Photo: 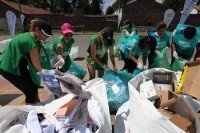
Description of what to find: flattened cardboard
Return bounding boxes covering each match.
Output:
[180,61,200,99]
[169,114,192,131]
[56,99,78,117]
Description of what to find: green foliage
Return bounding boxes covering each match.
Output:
[111,0,127,12]
[90,0,102,14]
[106,6,114,15]
[163,0,185,12]
[7,0,105,15]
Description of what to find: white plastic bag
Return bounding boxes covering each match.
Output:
[44,78,112,133]
[115,68,185,133]
[69,46,79,60]
[0,106,39,133]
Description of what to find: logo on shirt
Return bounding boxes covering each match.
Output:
[157,41,167,48]
[178,40,190,47]
[107,36,111,40]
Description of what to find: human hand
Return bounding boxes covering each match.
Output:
[155,50,161,56]
[124,30,131,37]
[103,65,111,71]
[54,58,65,69]
[113,67,118,73]
[173,51,179,59]
[143,65,148,70]
[137,62,143,69]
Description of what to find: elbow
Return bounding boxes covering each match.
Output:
[91,55,97,60]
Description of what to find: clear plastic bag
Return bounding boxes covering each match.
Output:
[69,46,79,60]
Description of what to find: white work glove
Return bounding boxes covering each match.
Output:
[155,50,161,56]
[143,65,148,70]
[54,58,65,69]
[137,62,143,69]
[113,67,118,73]
[130,31,136,36]
[173,51,179,59]
[124,30,131,37]
[180,59,188,66]
[103,65,111,71]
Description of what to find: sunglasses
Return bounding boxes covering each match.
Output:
[64,33,73,37]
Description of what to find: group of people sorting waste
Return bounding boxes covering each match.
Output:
[115,20,200,74]
[0,18,200,105]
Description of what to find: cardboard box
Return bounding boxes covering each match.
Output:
[153,72,174,91]
[56,99,78,117]
[180,61,200,99]
[156,90,176,109]
[140,80,158,100]
[169,114,192,132]
[154,83,173,91]
[157,90,199,122]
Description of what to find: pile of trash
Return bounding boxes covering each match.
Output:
[1,61,200,133]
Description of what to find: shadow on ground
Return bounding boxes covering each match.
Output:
[0,94,23,105]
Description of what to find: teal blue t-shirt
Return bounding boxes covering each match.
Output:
[173,24,200,55]
[120,35,140,58]
[151,31,170,51]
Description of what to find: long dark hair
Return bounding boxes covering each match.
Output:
[139,35,156,49]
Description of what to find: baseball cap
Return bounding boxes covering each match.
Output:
[37,20,53,37]
[102,27,113,45]
[61,23,74,34]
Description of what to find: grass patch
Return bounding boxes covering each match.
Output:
[0,30,24,36]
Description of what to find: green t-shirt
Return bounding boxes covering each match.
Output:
[86,34,115,70]
[87,35,115,57]
[0,32,43,86]
[0,32,39,76]
[50,37,75,72]
[39,41,52,70]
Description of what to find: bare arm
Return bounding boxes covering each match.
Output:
[56,44,63,60]
[29,47,42,72]
[172,43,176,52]
[171,31,177,52]
[91,42,104,67]
[194,5,200,11]
[129,44,139,64]
[109,45,116,67]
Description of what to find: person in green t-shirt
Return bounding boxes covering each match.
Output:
[0,19,53,104]
[50,23,75,72]
[39,40,52,70]
[86,28,118,80]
